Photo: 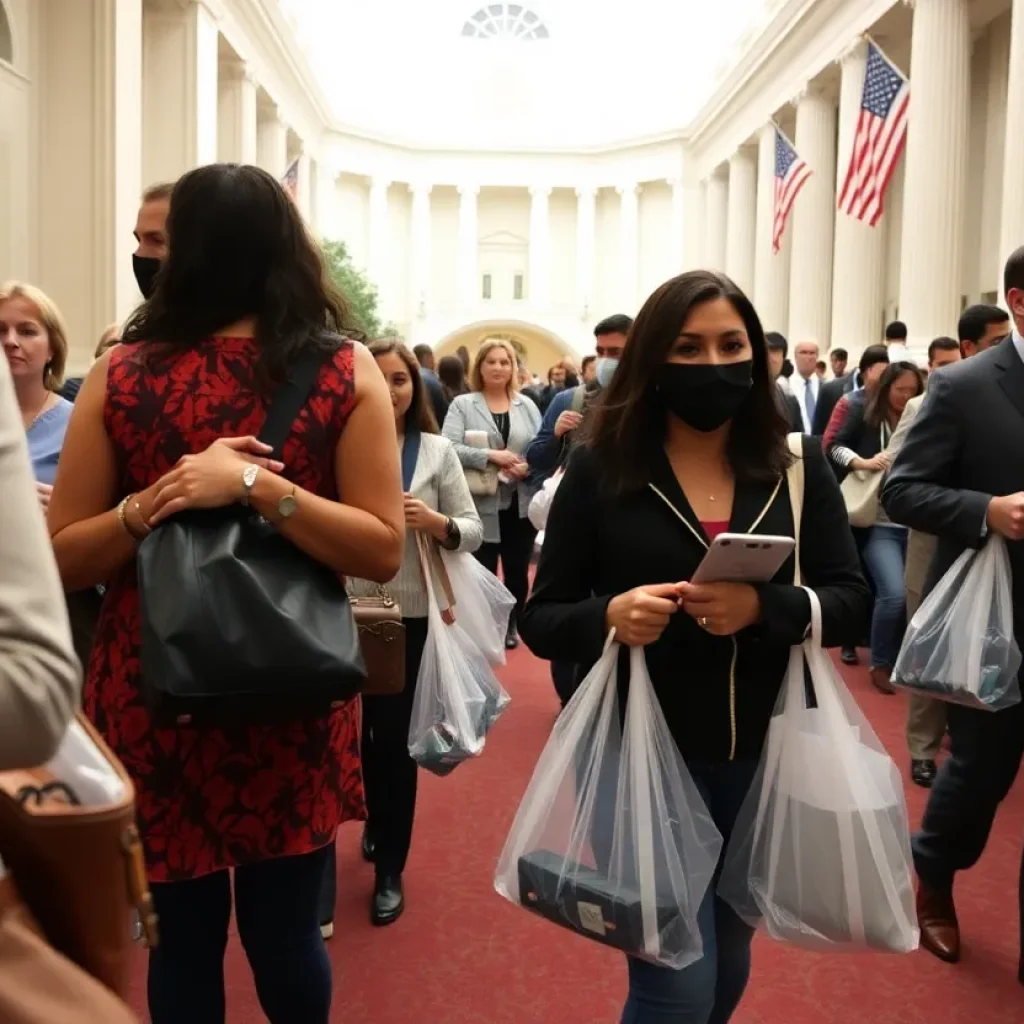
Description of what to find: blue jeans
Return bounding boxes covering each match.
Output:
[862,524,908,670]
[148,844,333,1024]
[621,760,758,1024]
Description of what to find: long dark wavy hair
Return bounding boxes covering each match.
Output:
[367,337,439,434]
[865,360,923,428]
[585,270,791,493]
[121,163,358,385]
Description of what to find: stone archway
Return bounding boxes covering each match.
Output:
[0,1,12,64]
[433,318,576,378]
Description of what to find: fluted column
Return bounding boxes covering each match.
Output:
[683,180,705,270]
[669,178,686,272]
[704,170,728,272]
[899,0,970,360]
[753,124,791,332]
[294,145,311,219]
[529,186,552,309]
[256,105,287,176]
[410,183,433,319]
[618,184,640,311]
[217,60,257,164]
[725,148,757,293]
[981,22,1011,297]
[575,186,597,317]
[1000,0,1024,290]
[457,184,480,308]
[788,88,837,346]
[368,177,390,292]
[831,42,887,362]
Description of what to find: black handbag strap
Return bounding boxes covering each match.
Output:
[259,345,333,458]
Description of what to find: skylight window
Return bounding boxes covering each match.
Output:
[461,4,550,40]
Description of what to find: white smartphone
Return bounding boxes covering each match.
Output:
[691,533,796,584]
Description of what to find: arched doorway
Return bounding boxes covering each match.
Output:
[433,319,575,379]
[0,1,12,64]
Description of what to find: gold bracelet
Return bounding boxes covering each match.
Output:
[132,497,152,537]
[116,496,132,536]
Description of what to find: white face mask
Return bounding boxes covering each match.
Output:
[595,357,619,388]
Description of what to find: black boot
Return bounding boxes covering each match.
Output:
[371,872,404,926]
[505,609,519,650]
[910,759,937,788]
[361,824,376,863]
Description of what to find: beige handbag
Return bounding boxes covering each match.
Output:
[464,466,499,497]
[841,470,883,528]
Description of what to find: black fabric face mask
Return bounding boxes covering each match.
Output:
[133,255,161,299]
[656,360,753,432]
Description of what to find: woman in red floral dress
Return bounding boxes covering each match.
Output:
[48,164,405,1024]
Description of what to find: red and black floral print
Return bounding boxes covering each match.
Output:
[84,337,365,882]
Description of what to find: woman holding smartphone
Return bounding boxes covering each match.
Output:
[520,270,869,1024]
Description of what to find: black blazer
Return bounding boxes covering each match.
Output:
[774,385,803,432]
[520,437,869,763]
[883,337,1024,639]
[813,372,855,435]
[828,391,887,474]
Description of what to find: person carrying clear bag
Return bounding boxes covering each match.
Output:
[891,535,1022,711]
[516,270,870,1024]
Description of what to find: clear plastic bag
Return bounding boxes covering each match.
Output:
[494,634,722,969]
[527,470,563,532]
[438,548,515,666]
[892,535,1021,711]
[408,537,510,776]
[719,589,918,953]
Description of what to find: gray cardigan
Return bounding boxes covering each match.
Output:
[442,391,542,544]
[349,433,483,618]
[0,356,80,769]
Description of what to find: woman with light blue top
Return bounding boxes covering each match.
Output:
[0,281,74,500]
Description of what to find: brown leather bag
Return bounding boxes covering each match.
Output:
[0,714,157,998]
[350,584,406,696]
[0,876,138,1023]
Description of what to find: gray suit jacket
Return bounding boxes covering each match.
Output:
[0,355,80,769]
[442,391,542,544]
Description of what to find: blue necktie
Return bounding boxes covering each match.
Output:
[804,381,816,427]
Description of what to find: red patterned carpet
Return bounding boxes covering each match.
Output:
[128,645,1024,1023]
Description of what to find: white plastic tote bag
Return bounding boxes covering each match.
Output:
[408,536,510,776]
[718,588,918,953]
[527,470,563,532]
[494,635,722,969]
[438,548,515,667]
[891,535,1021,711]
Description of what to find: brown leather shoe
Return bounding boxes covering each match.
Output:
[870,667,896,695]
[917,882,961,963]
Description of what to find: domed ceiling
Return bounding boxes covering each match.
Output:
[279,0,771,150]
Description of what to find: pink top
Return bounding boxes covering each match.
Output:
[702,520,730,542]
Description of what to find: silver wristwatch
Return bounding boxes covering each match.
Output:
[241,464,259,505]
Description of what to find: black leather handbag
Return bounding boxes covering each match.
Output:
[135,347,366,725]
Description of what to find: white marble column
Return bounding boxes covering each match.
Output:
[725,148,757,293]
[788,88,837,346]
[314,164,338,239]
[257,105,287,176]
[142,0,219,183]
[529,185,552,309]
[617,184,641,311]
[982,21,1011,298]
[831,42,887,361]
[753,124,791,332]
[683,179,704,271]
[575,186,597,316]
[457,184,480,308]
[294,145,312,219]
[1000,0,1024,289]
[670,178,686,272]
[410,183,433,319]
[37,0,143,369]
[217,60,257,164]
[704,170,728,272]
[898,0,970,359]
[368,177,390,293]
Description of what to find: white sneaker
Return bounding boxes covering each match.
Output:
[320,921,334,940]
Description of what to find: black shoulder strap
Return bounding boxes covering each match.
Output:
[259,347,332,458]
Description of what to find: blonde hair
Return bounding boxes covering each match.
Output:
[470,338,520,394]
[94,323,120,360]
[0,281,69,391]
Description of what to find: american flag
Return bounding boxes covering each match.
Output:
[838,42,909,225]
[281,158,299,201]
[773,127,812,254]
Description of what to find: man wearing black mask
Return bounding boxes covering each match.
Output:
[132,181,173,298]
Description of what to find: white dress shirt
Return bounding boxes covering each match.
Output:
[886,341,912,364]
[789,372,820,433]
